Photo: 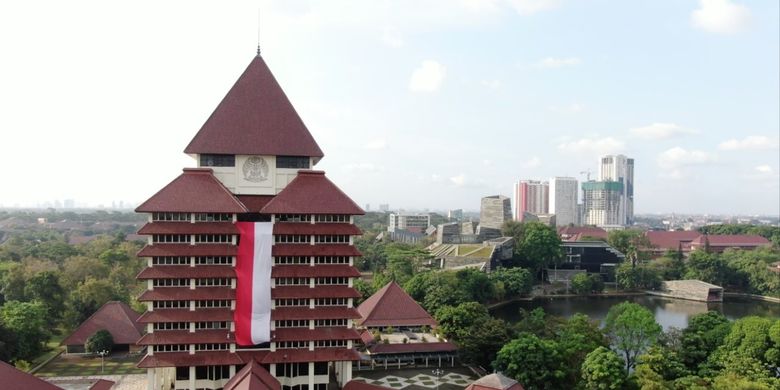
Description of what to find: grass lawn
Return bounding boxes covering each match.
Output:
[35,354,144,377]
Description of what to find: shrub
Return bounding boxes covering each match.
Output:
[85,329,114,354]
[571,273,593,295]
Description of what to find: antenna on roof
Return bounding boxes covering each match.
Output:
[256,8,262,56]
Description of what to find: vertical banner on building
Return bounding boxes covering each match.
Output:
[235,222,273,346]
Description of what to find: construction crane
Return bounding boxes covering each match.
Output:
[579,170,592,181]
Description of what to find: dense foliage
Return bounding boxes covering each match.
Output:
[501,221,563,279]
[698,224,780,247]
[85,329,114,354]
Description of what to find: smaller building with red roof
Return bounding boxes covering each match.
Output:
[465,373,524,390]
[558,226,608,242]
[61,301,144,354]
[644,230,701,257]
[0,360,115,390]
[690,234,771,253]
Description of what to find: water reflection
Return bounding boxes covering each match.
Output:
[491,296,780,330]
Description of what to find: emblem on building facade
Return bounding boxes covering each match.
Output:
[242,156,269,182]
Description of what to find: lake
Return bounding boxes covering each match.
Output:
[491,295,780,330]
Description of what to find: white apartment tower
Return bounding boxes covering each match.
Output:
[549,177,578,227]
[599,155,634,226]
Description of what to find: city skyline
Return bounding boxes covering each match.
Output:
[0,0,778,215]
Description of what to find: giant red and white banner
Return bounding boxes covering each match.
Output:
[234,222,273,346]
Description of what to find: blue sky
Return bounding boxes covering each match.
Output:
[0,0,777,215]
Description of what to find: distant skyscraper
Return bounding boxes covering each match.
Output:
[365,203,370,211]
[448,209,463,221]
[378,204,389,212]
[599,155,634,225]
[480,195,512,239]
[582,181,623,227]
[550,177,578,227]
[513,180,549,221]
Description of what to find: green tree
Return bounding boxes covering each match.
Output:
[24,271,65,322]
[608,230,652,266]
[489,267,533,297]
[680,311,731,373]
[65,278,125,328]
[0,301,49,360]
[502,221,562,279]
[580,346,626,390]
[685,251,728,287]
[353,278,375,305]
[708,316,780,383]
[616,262,661,290]
[571,273,593,295]
[557,313,609,386]
[457,317,514,368]
[494,333,566,390]
[634,346,689,389]
[604,302,662,372]
[456,268,495,303]
[85,329,114,353]
[434,301,490,340]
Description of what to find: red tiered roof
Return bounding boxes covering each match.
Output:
[273,223,362,236]
[272,327,361,342]
[271,265,361,278]
[237,195,275,213]
[138,351,244,368]
[258,348,361,364]
[271,286,361,299]
[691,234,770,247]
[136,168,247,213]
[271,307,362,321]
[62,301,144,346]
[138,287,235,301]
[138,222,238,235]
[0,360,62,390]
[137,330,234,345]
[223,359,281,390]
[137,308,233,323]
[260,171,364,215]
[357,282,436,327]
[138,244,238,257]
[137,265,236,280]
[272,244,361,257]
[184,56,323,159]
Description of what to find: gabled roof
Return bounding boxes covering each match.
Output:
[136,168,247,213]
[0,360,62,390]
[223,359,281,390]
[184,56,323,159]
[260,171,364,215]
[557,226,607,241]
[691,234,770,246]
[466,373,524,390]
[645,231,701,250]
[61,301,144,346]
[357,281,436,327]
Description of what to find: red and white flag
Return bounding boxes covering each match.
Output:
[234,222,273,346]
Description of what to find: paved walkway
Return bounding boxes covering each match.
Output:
[44,374,146,390]
[353,372,472,390]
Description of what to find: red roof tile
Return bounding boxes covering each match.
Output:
[137,265,235,280]
[237,195,275,213]
[223,359,281,390]
[272,244,361,257]
[465,373,524,390]
[558,226,608,241]
[88,379,116,390]
[691,234,771,246]
[367,342,457,354]
[271,286,361,299]
[137,244,238,257]
[357,282,436,328]
[138,351,243,368]
[137,308,233,323]
[136,168,247,213]
[645,231,701,251]
[137,330,234,345]
[344,381,395,390]
[273,223,362,236]
[271,307,362,321]
[138,287,235,301]
[138,222,238,235]
[271,265,361,278]
[271,327,361,342]
[260,171,364,215]
[259,348,360,364]
[62,301,143,346]
[183,56,323,158]
[0,360,62,390]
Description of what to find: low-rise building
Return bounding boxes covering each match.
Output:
[61,301,144,354]
[388,213,431,233]
[689,234,771,253]
[466,372,525,390]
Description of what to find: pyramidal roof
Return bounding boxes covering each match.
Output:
[357,281,436,327]
[222,359,281,390]
[466,373,524,390]
[184,55,324,159]
[62,301,144,346]
[260,171,364,215]
[0,360,62,390]
[136,168,248,213]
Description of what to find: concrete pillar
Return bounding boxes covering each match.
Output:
[308,362,315,390]
[189,366,196,390]
[147,369,155,390]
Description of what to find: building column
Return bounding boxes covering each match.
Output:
[308,362,315,390]
[147,368,155,390]
[189,366,196,390]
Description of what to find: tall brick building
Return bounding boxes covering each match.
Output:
[134,53,364,390]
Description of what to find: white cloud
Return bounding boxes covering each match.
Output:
[482,159,493,166]
[450,174,467,187]
[364,138,387,150]
[657,147,717,179]
[630,123,697,140]
[755,165,773,174]
[557,137,624,156]
[506,0,560,15]
[718,135,780,151]
[535,57,581,69]
[522,156,541,168]
[409,60,447,93]
[480,79,502,89]
[341,163,380,172]
[691,0,751,34]
[381,27,404,48]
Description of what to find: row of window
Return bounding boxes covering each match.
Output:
[152,212,232,222]
[152,234,233,244]
[152,300,232,309]
[199,154,310,170]
[153,343,230,353]
[274,277,348,286]
[275,340,347,349]
[175,365,232,381]
[276,362,328,378]
[152,278,232,287]
[274,214,350,223]
[152,256,232,265]
[274,319,347,328]
[273,298,348,307]
[153,321,230,331]
[274,256,350,265]
[274,235,350,244]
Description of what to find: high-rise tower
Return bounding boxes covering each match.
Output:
[549,177,578,227]
[598,155,634,225]
[135,55,364,390]
[512,180,549,221]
